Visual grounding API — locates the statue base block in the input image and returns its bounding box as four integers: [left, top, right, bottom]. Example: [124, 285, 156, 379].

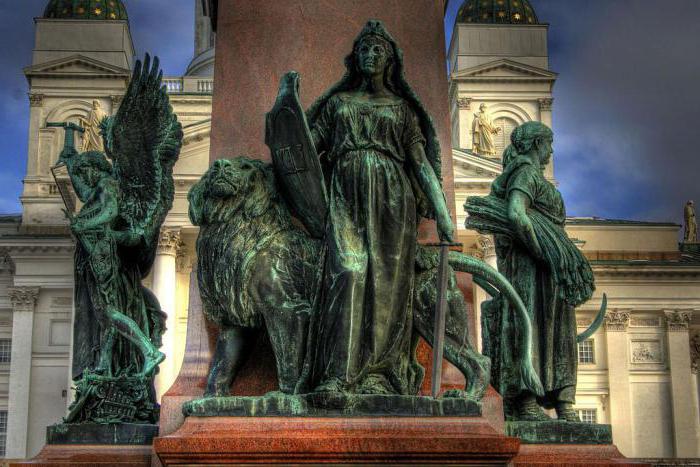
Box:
[154, 416, 520, 465]
[9, 445, 152, 467]
[46, 422, 159, 445]
[511, 444, 648, 466]
[183, 392, 481, 417]
[10, 423, 158, 466]
[506, 420, 612, 444]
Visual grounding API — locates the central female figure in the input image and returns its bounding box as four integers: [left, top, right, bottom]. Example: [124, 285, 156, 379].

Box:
[306, 21, 454, 395]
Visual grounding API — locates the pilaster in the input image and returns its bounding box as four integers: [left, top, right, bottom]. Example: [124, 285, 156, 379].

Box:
[663, 310, 699, 457]
[6, 286, 40, 459]
[604, 309, 633, 456]
[153, 229, 181, 398]
[25, 94, 45, 178]
[471, 235, 496, 350]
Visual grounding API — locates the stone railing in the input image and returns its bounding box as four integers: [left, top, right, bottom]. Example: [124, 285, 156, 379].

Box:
[163, 77, 214, 94]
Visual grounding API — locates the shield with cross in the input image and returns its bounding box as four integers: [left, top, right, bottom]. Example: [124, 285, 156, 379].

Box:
[265, 71, 328, 239]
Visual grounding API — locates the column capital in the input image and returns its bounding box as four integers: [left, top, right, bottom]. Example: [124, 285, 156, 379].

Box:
[8, 287, 40, 312]
[157, 229, 181, 256]
[604, 309, 630, 332]
[664, 310, 692, 332]
[691, 332, 699, 374]
[477, 235, 496, 258]
[176, 240, 191, 273]
[538, 97, 553, 111]
[28, 93, 45, 107]
[457, 97, 472, 110]
[110, 94, 124, 108]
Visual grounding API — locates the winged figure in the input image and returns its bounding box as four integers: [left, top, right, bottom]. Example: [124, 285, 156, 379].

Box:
[59, 55, 182, 423]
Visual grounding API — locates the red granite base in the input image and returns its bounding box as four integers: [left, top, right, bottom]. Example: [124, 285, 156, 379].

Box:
[511, 444, 649, 466]
[153, 416, 520, 465]
[10, 444, 152, 466]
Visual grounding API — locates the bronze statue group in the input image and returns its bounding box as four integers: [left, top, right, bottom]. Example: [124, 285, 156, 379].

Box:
[61, 20, 603, 427]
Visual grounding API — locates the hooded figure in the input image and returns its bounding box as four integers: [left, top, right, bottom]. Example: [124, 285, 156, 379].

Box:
[302, 20, 454, 395]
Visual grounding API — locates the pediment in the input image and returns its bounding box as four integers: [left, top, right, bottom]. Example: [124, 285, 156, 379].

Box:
[452, 148, 502, 179]
[24, 55, 130, 78]
[451, 59, 557, 81]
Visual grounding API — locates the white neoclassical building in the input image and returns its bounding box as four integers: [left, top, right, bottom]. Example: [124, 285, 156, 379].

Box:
[0, 0, 698, 461]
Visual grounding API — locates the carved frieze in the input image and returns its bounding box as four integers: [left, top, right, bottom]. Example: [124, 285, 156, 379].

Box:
[664, 310, 692, 332]
[630, 317, 661, 327]
[604, 310, 630, 332]
[631, 340, 664, 364]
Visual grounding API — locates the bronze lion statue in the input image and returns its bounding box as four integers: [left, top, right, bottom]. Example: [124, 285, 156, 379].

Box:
[189, 157, 536, 401]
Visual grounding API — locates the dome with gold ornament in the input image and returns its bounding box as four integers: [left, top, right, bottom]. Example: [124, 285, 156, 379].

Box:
[44, 0, 128, 21]
[457, 0, 538, 25]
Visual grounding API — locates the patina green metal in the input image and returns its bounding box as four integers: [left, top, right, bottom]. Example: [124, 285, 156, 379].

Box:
[465, 121, 606, 422]
[55, 54, 182, 424]
[186, 21, 542, 416]
[188, 156, 535, 409]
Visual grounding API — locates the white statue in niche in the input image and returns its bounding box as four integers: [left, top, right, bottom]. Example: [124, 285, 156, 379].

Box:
[471, 103, 500, 157]
[79, 100, 108, 152]
[684, 200, 697, 243]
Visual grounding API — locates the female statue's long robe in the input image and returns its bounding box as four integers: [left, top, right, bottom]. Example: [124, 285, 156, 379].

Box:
[309, 94, 426, 394]
[467, 155, 594, 412]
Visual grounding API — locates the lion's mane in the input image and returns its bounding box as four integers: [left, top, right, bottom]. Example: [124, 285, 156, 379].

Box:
[188, 158, 297, 328]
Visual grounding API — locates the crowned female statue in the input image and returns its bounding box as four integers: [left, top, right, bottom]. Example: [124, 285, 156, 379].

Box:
[304, 20, 454, 395]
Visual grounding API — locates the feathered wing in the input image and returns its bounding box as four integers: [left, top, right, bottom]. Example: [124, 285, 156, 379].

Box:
[105, 54, 183, 270]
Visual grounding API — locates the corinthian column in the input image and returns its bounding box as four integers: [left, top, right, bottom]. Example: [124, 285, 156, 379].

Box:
[603, 309, 633, 456]
[664, 310, 700, 457]
[472, 235, 497, 350]
[152, 229, 181, 398]
[6, 286, 39, 459]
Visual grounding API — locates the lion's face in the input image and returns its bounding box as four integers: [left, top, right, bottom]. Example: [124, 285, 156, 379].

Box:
[189, 157, 276, 226]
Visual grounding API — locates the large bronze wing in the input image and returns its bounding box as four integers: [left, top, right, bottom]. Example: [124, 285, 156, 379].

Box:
[104, 54, 183, 264]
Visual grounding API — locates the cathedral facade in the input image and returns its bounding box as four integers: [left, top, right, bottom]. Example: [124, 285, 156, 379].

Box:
[0, 0, 697, 460]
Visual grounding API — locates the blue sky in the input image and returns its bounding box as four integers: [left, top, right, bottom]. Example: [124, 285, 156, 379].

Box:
[1, 0, 699, 225]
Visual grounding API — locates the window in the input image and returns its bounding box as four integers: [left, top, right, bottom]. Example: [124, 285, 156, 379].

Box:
[577, 408, 597, 424]
[0, 339, 10, 364]
[577, 338, 595, 364]
[0, 411, 7, 457]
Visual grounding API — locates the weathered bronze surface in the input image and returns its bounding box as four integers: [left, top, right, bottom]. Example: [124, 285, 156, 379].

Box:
[465, 121, 605, 423]
[186, 21, 541, 416]
[55, 54, 182, 425]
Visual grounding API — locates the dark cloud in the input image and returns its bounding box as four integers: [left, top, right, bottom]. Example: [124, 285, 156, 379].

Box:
[2, 1, 698, 224]
[450, 0, 700, 223]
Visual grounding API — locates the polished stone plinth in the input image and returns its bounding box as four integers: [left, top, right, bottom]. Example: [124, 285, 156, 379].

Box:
[9, 445, 152, 467]
[154, 415, 520, 465]
[11, 423, 158, 466]
[506, 420, 613, 444]
[46, 422, 158, 445]
[511, 444, 649, 466]
[184, 392, 481, 418]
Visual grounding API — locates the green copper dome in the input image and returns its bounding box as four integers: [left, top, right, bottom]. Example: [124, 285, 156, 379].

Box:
[457, 0, 538, 25]
[44, 0, 128, 21]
